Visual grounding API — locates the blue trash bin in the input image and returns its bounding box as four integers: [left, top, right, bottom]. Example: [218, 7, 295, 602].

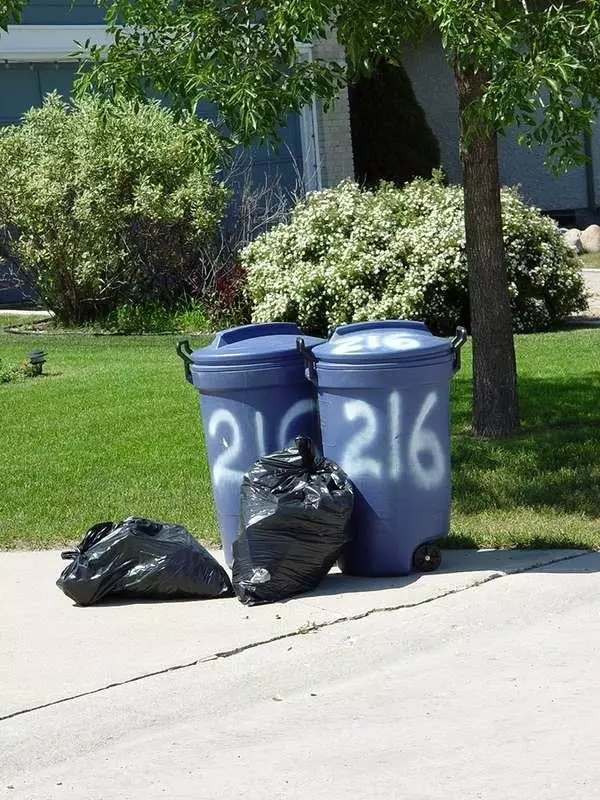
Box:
[308, 320, 466, 576]
[177, 323, 324, 565]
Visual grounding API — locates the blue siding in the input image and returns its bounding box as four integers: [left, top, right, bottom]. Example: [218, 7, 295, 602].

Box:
[0, 66, 41, 124]
[252, 118, 304, 191]
[9, 4, 305, 191]
[0, 63, 76, 124]
[21, 0, 105, 25]
[194, 100, 304, 194]
[0, 279, 27, 306]
[0, 261, 37, 306]
[0, 65, 304, 187]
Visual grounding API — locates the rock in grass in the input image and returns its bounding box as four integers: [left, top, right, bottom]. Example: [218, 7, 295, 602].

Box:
[580, 224, 600, 254]
[563, 228, 583, 254]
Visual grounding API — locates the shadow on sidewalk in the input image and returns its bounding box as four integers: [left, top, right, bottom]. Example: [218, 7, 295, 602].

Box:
[62, 549, 600, 608]
[305, 548, 600, 600]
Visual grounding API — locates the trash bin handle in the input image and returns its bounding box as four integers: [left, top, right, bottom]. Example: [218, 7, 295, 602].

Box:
[451, 327, 468, 373]
[176, 339, 194, 384]
[296, 337, 317, 384]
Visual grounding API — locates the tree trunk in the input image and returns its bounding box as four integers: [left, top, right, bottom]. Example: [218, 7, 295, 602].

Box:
[454, 64, 519, 438]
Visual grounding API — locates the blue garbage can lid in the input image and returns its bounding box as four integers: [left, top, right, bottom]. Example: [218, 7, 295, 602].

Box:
[188, 322, 324, 368]
[312, 320, 451, 366]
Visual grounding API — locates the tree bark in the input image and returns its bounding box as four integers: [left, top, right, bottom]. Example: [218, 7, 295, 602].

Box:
[454, 64, 519, 438]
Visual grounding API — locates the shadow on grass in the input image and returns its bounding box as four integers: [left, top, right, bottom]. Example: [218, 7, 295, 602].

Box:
[451, 375, 600, 550]
[453, 425, 600, 516]
[452, 373, 600, 433]
[519, 373, 600, 429]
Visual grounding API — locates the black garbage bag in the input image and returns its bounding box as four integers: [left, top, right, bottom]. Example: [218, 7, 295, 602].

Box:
[232, 436, 354, 605]
[57, 517, 233, 605]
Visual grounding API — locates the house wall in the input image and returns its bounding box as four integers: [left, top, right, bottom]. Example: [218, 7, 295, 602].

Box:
[3, 11, 354, 192]
[0, 14, 313, 304]
[11, 12, 596, 213]
[402, 33, 593, 214]
[591, 121, 600, 212]
[21, 0, 105, 25]
[311, 33, 355, 187]
[0, 62, 77, 124]
[0, 42, 306, 195]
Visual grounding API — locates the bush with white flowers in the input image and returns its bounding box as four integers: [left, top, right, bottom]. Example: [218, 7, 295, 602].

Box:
[242, 175, 587, 335]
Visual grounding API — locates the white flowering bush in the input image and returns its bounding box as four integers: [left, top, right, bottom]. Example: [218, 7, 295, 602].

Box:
[243, 175, 587, 335]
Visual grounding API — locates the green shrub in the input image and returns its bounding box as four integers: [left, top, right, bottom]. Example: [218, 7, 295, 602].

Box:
[0, 93, 230, 326]
[103, 303, 176, 334]
[0, 357, 37, 384]
[172, 301, 214, 334]
[243, 175, 588, 335]
[103, 300, 215, 334]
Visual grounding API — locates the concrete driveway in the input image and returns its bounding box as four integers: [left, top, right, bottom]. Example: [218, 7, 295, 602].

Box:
[1, 548, 599, 799]
[583, 268, 600, 316]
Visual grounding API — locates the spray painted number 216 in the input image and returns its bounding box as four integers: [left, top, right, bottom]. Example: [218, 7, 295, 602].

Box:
[207, 399, 314, 487]
[340, 391, 445, 490]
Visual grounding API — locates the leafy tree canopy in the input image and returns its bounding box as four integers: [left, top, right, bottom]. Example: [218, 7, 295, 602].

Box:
[80, 1, 600, 170]
[1, 1, 28, 29]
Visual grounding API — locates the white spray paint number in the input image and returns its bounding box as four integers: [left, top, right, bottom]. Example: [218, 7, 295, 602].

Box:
[408, 392, 445, 489]
[340, 390, 445, 490]
[208, 402, 314, 487]
[333, 331, 420, 355]
[208, 409, 243, 487]
[254, 411, 266, 456]
[342, 400, 382, 479]
[278, 399, 314, 450]
[388, 390, 402, 480]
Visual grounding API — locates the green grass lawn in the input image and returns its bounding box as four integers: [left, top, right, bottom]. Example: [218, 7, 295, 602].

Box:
[580, 252, 600, 269]
[0, 329, 218, 549]
[1, 323, 599, 551]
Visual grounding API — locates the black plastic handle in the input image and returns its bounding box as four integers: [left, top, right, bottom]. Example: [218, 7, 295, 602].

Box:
[296, 337, 317, 384]
[176, 339, 194, 384]
[451, 326, 468, 374]
[296, 435, 316, 469]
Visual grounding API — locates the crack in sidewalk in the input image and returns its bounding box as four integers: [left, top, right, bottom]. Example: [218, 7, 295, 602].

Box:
[0, 550, 589, 723]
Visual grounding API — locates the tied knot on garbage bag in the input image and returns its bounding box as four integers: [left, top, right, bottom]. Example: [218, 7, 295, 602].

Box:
[232, 436, 354, 605]
[57, 517, 233, 605]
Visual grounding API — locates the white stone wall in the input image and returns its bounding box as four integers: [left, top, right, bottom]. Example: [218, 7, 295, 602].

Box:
[311, 33, 355, 188]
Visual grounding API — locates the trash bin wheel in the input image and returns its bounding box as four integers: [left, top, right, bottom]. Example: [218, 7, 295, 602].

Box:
[412, 544, 442, 573]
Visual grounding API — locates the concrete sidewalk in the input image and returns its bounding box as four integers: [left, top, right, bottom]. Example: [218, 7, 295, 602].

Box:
[2, 548, 600, 800]
[0, 547, 591, 720]
[582, 268, 600, 316]
[0, 309, 53, 317]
